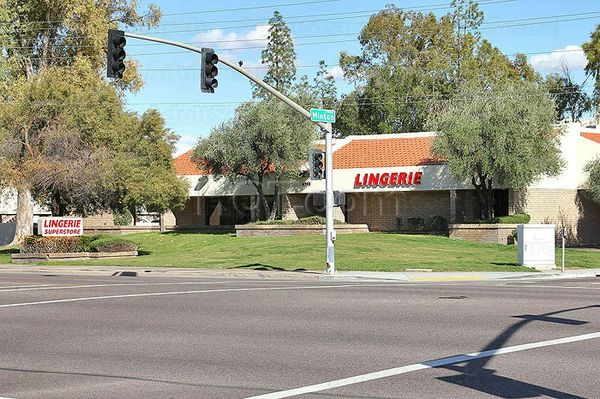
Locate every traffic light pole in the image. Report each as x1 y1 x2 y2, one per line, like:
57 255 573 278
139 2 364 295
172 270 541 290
123 32 336 273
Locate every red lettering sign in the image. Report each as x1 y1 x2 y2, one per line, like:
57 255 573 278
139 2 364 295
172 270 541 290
39 218 84 237
354 171 423 189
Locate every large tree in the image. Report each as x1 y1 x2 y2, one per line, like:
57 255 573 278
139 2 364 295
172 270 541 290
584 158 600 204
583 23 600 113
0 0 161 243
336 1 536 136
427 81 563 220
545 72 592 122
194 100 316 221
253 11 296 97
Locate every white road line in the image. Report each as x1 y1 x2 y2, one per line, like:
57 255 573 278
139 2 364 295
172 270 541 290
0 284 53 290
0 280 257 293
0 284 380 308
517 285 600 290
245 331 600 399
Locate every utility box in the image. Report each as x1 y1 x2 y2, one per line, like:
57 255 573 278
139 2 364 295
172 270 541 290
517 224 556 270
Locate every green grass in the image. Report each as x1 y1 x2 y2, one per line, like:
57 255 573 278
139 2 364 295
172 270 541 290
0 248 18 264
23 232 600 272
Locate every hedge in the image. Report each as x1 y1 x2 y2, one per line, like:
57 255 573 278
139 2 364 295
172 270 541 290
21 235 137 254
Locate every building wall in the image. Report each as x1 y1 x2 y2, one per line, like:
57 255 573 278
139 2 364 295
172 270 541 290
173 197 206 226
83 213 114 227
513 188 600 245
346 191 454 231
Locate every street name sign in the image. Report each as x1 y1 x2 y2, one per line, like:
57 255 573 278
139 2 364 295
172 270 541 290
310 108 336 123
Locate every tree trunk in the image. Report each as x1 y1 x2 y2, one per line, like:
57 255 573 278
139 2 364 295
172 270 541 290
9 187 34 246
274 176 282 220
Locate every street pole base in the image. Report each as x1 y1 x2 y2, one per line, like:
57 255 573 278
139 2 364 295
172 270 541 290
325 262 335 274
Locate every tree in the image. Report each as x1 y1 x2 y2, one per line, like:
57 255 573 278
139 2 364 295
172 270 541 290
582 23 600 112
0 63 188 231
0 0 161 244
584 158 600 204
194 100 316 221
427 81 563 220
312 60 337 109
545 71 592 122
253 11 296 97
337 2 535 136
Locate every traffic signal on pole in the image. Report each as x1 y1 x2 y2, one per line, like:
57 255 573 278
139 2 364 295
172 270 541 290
107 29 126 79
201 48 219 93
309 149 325 180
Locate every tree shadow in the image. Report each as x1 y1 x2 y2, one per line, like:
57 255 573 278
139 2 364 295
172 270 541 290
230 263 317 274
137 250 152 256
433 305 600 398
491 262 520 267
0 248 19 255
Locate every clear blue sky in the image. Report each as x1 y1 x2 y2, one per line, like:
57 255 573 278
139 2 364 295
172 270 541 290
124 0 600 155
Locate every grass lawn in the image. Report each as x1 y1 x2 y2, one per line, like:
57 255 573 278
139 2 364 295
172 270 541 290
26 232 600 272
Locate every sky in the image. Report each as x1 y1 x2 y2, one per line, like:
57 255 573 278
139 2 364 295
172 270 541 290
123 0 600 155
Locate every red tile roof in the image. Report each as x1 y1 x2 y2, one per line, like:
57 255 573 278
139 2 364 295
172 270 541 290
173 150 209 175
581 132 600 145
333 136 444 169
175 135 443 175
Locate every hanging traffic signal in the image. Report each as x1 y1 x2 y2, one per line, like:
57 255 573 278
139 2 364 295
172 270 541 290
201 48 219 93
107 29 126 79
309 149 325 180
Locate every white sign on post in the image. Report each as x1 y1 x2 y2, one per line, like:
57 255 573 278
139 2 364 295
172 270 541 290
39 217 84 237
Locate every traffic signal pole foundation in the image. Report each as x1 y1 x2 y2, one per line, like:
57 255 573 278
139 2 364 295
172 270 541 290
123 32 336 274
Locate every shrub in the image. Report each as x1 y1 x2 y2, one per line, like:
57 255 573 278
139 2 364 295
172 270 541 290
425 216 448 231
406 217 425 231
113 210 132 226
252 216 344 225
89 237 138 253
497 213 531 224
21 236 81 254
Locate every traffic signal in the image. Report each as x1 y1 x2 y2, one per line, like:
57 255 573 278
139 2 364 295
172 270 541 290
201 48 219 93
309 149 325 180
107 29 126 79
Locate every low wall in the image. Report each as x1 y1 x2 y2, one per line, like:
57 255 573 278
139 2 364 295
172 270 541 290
235 224 370 237
84 225 234 235
449 224 518 245
11 251 138 264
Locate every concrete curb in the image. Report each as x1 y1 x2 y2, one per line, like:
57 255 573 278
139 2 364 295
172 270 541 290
0 264 598 282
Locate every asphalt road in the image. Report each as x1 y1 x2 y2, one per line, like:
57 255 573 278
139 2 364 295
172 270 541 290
0 272 599 398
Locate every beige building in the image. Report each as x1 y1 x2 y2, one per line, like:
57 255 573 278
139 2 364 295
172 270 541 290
172 123 600 244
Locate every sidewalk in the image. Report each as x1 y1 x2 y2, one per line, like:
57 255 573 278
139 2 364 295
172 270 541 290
0 264 599 282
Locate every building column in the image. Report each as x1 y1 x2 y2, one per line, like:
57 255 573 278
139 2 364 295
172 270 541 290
449 190 457 224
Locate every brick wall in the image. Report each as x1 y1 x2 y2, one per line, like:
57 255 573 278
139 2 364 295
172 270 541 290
346 191 453 231
173 197 205 226
512 188 600 245
83 213 114 227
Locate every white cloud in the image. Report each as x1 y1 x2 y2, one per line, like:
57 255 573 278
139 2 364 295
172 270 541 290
174 134 197 157
530 45 587 74
193 25 271 58
327 65 345 81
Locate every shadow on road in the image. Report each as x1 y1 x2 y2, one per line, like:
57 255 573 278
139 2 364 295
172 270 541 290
230 263 318 274
436 305 600 398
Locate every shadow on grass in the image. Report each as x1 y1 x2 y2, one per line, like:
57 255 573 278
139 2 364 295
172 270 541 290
137 250 152 256
0 248 19 255
491 262 519 267
230 263 316 274
161 230 234 236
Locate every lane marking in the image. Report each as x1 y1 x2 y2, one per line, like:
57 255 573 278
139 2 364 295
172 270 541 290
0 283 385 308
514 285 600 290
0 280 259 293
409 275 487 281
245 331 600 399
0 284 53 290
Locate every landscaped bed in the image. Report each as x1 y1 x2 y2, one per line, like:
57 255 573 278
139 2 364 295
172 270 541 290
10 235 138 263
10 231 599 272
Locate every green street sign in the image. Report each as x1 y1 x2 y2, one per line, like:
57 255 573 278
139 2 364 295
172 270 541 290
310 108 336 123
